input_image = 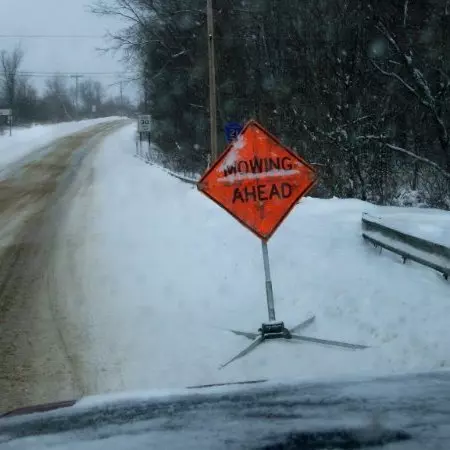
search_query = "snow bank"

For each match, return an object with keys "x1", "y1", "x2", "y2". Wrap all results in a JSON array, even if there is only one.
[
  {"x1": 0, "y1": 116, "x2": 124, "y2": 169},
  {"x1": 68, "y1": 124, "x2": 450, "y2": 396},
  {"x1": 373, "y1": 206, "x2": 450, "y2": 248}
]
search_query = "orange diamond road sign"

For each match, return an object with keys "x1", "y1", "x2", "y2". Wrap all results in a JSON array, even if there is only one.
[{"x1": 198, "y1": 120, "x2": 318, "y2": 240}]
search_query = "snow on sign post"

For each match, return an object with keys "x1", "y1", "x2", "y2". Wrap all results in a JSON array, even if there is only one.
[{"x1": 198, "y1": 120, "x2": 368, "y2": 369}]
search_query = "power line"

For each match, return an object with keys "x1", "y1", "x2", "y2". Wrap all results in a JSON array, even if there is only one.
[
  {"x1": 0, "y1": 33, "x2": 367, "y2": 43},
  {"x1": 0, "y1": 34, "x2": 105, "y2": 39},
  {"x1": 19, "y1": 71, "x2": 133, "y2": 75},
  {"x1": 13, "y1": 71, "x2": 135, "y2": 78}
]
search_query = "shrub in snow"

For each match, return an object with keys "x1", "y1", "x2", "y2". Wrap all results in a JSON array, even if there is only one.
[{"x1": 393, "y1": 189, "x2": 427, "y2": 208}]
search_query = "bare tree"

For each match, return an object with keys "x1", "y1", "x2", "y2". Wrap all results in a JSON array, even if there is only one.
[
  {"x1": 43, "y1": 75, "x2": 74, "y2": 121},
  {"x1": 15, "y1": 76, "x2": 39, "y2": 123},
  {"x1": 0, "y1": 45, "x2": 24, "y2": 111},
  {"x1": 79, "y1": 79, "x2": 104, "y2": 114}
]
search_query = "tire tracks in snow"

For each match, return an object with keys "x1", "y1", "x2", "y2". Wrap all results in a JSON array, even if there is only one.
[{"x1": 0, "y1": 120, "x2": 128, "y2": 414}]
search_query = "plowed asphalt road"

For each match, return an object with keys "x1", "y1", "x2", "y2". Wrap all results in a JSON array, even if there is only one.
[{"x1": 0, "y1": 120, "x2": 129, "y2": 414}]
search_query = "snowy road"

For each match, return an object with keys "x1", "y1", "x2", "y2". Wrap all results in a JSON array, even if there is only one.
[
  {"x1": 1, "y1": 121, "x2": 449, "y2": 415},
  {"x1": 0, "y1": 120, "x2": 128, "y2": 413}
]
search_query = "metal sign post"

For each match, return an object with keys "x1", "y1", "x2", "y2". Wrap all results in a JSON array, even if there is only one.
[
  {"x1": 135, "y1": 131, "x2": 140, "y2": 157},
  {"x1": 261, "y1": 240, "x2": 276, "y2": 322},
  {"x1": 197, "y1": 120, "x2": 369, "y2": 369},
  {"x1": 0, "y1": 109, "x2": 12, "y2": 136}
]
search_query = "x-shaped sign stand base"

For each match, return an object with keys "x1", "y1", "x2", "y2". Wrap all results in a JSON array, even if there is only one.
[{"x1": 220, "y1": 316, "x2": 368, "y2": 369}]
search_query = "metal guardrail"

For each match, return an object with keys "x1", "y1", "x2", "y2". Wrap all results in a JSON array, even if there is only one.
[
  {"x1": 134, "y1": 150, "x2": 199, "y2": 185},
  {"x1": 164, "y1": 169, "x2": 198, "y2": 185},
  {"x1": 362, "y1": 212, "x2": 450, "y2": 280}
]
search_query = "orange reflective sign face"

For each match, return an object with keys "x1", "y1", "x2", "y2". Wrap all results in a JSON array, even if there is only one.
[{"x1": 198, "y1": 120, "x2": 318, "y2": 240}]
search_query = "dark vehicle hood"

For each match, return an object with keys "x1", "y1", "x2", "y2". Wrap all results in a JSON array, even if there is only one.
[{"x1": 1, "y1": 371, "x2": 450, "y2": 449}]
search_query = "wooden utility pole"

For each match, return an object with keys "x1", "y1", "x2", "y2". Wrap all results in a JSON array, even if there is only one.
[
  {"x1": 120, "y1": 81, "x2": 124, "y2": 115},
  {"x1": 71, "y1": 74, "x2": 83, "y2": 120},
  {"x1": 207, "y1": 0, "x2": 218, "y2": 163}
]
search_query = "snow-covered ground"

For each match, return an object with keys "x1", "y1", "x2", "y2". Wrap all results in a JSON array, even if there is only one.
[
  {"x1": 0, "y1": 117, "x2": 123, "y2": 170},
  {"x1": 57, "y1": 123, "x2": 450, "y2": 396}
]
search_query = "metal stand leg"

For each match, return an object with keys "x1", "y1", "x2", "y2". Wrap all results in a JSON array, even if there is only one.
[
  {"x1": 220, "y1": 336, "x2": 264, "y2": 369},
  {"x1": 229, "y1": 329, "x2": 259, "y2": 340},
  {"x1": 289, "y1": 316, "x2": 316, "y2": 334},
  {"x1": 289, "y1": 334, "x2": 368, "y2": 350}
]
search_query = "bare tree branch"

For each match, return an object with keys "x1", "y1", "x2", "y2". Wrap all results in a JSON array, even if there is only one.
[
  {"x1": 0, "y1": 45, "x2": 24, "y2": 110},
  {"x1": 384, "y1": 143, "x2": 450, "y2": 179},
  {"x1": 360, "y1": 135, "x2": 450, "y2": 179},
  {"x1": 375, "y1": 20, "x2": 450, "y2": 166},
  {"x1": 91, "y1": 0, "x2": 146, "y2": 26},
  {"x1": 403, "y1": 0, "x2": 409, "y2": 28},
  {"x1": 370, "y1": 59, "x2": 430, "y2": 108}
]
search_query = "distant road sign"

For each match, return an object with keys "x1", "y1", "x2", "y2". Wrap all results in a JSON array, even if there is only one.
[
  {"x1": 198, "y1": 120, "x2": 317, "y2": 240},
  {"x1": 0, "y1": 109, "x2": 12, "y2": 116},
  {"x1": 138, "y1": 115, "x2": 151, "y2": 132},
  {"x1": 224, "y1": 122, "x2": 243, "y2": 143}
]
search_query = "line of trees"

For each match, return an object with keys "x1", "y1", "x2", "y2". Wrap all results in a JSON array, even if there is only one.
[
  {"x1": 94, "y1": 0, "x2": 450, "y2": 208},
  {"x1": 0, "y1": 45, "x2": 134, "y2": 127}
]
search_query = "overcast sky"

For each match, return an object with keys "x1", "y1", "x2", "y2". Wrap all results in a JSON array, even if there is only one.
[{"x1": 0, "y1": 0, "x2": 135, "y2": 100}]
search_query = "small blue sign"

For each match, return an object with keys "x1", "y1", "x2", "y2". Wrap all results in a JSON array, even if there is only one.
[{"x1": 225, "y1": 122, "x2": 243, "y2": 144}]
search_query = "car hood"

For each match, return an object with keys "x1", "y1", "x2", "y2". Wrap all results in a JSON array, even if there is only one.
[{"x1": 0, "y1": 371, "x2": 450, "y2": 449}]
